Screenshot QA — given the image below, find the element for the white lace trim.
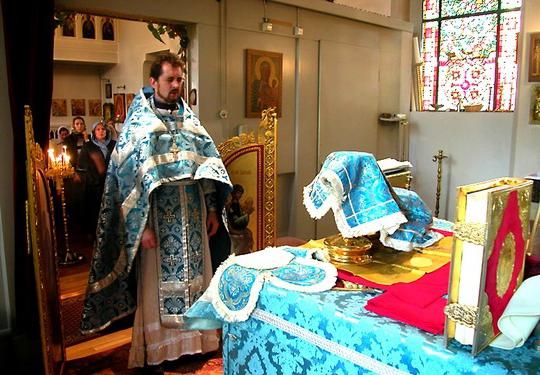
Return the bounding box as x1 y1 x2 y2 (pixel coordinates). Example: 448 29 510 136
251 309 409 375
379 230 443 252
335 211 407 238
303 170 345 220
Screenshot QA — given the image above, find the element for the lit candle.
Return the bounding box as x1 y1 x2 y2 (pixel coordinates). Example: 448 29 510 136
48 149 55 167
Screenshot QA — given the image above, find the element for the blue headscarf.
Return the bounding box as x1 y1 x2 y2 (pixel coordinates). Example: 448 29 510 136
90 120 111 158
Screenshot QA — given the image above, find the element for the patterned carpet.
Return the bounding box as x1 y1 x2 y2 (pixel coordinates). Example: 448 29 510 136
63 344 223 374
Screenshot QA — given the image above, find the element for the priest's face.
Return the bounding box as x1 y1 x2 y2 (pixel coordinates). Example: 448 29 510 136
150 62 183 103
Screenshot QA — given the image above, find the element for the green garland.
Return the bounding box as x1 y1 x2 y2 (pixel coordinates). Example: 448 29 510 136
147 23 190 56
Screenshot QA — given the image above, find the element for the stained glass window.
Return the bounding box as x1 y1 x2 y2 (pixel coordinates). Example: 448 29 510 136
421 0 522 112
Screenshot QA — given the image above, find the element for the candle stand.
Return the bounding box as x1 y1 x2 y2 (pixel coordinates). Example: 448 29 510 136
46 148 85 266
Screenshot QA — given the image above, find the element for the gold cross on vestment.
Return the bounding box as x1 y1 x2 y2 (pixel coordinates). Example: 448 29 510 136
163 209 176 223
170 141 180 156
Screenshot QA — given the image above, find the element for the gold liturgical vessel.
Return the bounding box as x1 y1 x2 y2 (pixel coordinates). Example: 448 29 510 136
324 234 373 265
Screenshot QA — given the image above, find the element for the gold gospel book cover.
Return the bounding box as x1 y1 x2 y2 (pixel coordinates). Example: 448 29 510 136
444 178 532 356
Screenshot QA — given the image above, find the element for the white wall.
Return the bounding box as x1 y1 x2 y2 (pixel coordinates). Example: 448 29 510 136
512 0 540 178
51 63 102 132
101 19 180 98
409 112 514 220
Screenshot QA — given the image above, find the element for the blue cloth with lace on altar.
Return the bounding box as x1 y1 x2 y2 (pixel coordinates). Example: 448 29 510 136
220 287 540 374
303 151 407 238
303 151 442 252
380 187 443 251
185 246 337 329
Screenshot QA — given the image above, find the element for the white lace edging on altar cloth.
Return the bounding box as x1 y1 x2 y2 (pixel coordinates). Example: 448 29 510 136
252 308 409 375
206 247 337 323
334 210 405 239
302 169 345 220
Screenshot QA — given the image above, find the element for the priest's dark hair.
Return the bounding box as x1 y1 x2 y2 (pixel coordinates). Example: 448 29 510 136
150 52 185 80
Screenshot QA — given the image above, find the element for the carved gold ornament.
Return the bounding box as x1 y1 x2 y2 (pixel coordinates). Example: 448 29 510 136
444 303 478 328
454 222 486 245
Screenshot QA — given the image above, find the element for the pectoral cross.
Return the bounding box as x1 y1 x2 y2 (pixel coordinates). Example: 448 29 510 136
163 209 176 223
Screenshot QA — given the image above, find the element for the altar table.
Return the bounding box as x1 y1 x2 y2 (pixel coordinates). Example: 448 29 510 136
220 284 540 374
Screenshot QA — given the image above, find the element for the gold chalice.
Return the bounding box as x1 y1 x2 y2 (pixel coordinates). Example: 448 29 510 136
324 234 373 265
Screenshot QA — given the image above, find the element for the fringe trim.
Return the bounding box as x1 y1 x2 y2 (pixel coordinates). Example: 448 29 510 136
234 247 295 270
303 170 344 220
379 230 444 252
335 211 407 238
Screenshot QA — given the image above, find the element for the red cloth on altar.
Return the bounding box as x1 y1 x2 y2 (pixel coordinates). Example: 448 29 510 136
431 227 453 237
365 263 450 335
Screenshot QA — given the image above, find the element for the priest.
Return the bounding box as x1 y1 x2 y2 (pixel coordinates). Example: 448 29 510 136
80 52 232 370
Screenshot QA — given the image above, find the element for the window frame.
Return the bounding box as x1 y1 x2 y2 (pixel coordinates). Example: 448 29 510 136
421 0 522 112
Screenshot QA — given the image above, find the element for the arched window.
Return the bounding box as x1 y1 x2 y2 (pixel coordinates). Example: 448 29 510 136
62 14 75 37
82 14 96 39
102 18 115 41
422 0 522 111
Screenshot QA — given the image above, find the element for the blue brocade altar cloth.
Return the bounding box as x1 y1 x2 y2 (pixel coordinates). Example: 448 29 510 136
219 285 540 374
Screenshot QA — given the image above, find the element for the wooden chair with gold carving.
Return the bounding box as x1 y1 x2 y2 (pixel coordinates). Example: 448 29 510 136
25 106 132 374
24 105 64 374
218 108 277 254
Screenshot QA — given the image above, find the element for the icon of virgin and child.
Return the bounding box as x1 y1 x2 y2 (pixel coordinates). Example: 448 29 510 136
250 56 280 114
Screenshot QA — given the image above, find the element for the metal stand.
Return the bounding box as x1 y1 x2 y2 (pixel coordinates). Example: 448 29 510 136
46 164 84 266
432 150 448 218
57 178 84 266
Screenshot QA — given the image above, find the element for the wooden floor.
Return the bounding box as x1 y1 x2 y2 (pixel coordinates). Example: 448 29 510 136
59 235 133 362
57 235 225 374
63 344 223 374
66 328 133 361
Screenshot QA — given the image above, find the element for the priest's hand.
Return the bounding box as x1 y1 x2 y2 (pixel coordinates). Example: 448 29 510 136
141 227 157 249
207 211 219 237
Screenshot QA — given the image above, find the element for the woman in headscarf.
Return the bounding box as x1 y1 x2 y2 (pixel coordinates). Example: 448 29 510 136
77 120 116 242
